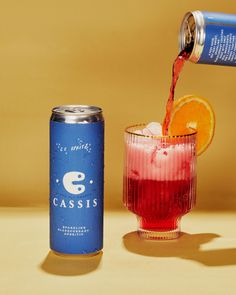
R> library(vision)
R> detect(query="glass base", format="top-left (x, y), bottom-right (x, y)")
top-left (137, 216), bottom-right (181, 240)
top-left (138, 227), bottom-right (180, 240)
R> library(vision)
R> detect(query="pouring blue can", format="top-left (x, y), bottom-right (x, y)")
top-left (179, 11), bottom-right (236, 66)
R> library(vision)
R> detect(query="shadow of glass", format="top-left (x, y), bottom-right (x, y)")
top-left (123, 231), bottom-right (236, 267)
top-left (40, 250), bottom-right (102, 276)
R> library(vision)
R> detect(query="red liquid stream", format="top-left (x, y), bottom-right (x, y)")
top-left (162, 49), bottom-right (190, 135)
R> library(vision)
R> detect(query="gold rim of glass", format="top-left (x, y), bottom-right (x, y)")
top-left (125, 123), bottom-right (197, 139)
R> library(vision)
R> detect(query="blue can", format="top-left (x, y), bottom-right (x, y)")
top-left (179, 11), bottom-right (236, 66)
top-left (50, 105), bottom-right (104, 255)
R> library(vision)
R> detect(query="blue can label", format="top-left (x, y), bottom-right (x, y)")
top-left (50, 120), bottom-right (104, 254)
top-left (199, 12), bottom-right (236, 66)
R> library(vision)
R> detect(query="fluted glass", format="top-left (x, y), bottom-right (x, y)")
top-left (123, 124), bottom-right (197, 240)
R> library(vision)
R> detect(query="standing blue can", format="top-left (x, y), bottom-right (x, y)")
top-left (50, 105), bottom-right (104, 255)
top-left (179, 11), bottom-right (236, 66)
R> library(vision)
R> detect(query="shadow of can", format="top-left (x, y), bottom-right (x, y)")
top-left (40, 250), bottom-right (103, 276)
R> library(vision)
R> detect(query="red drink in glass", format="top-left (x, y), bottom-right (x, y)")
top-left (123, 125), bottom-right (197, 239)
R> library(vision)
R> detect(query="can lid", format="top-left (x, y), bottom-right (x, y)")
top-left (52, 105), bottom-right (102, 116)
top-left (179, 11), bottom-right (205, 63)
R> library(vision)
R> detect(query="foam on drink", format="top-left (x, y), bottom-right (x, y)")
top-left (127, 122), bottom-right (195, 181)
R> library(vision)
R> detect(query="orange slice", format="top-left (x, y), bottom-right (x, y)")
top-left (169, 95), bottom-right (215, 155)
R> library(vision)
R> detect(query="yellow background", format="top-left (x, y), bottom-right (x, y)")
top-left (1, 0), bottom-right (236, 210)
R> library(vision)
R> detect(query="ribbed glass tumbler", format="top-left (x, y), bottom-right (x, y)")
top-left (123, 124), bottom-right (197, 240)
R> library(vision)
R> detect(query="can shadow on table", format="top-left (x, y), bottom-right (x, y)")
top-left (123, 232), bottom-right (236, 267)
top-left (40, 250), bottom-right (102, 276)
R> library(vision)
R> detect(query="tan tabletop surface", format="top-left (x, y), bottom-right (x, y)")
top-left (1, 207), bottom-right (236, 295)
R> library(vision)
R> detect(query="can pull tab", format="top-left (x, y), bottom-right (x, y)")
top-left (186, 21), bottom-right (192, 45)
top-left (183, 17), bottom-right (195, 50)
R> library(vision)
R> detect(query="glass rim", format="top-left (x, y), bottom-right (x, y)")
top-left (125, 123), bottom-right (197, 139)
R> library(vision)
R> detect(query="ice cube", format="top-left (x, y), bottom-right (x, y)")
top-left (134, 122), bottom-right (162, 137)
top-left (146, 122), bottom-right (162, 136)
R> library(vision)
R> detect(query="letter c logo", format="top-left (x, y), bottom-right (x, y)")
top-left (63, 171), bottom-right (86, 195)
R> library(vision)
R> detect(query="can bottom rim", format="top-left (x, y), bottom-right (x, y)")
top-left (52, 249), bottom-right (102, 258)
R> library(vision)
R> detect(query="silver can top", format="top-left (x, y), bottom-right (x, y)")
top-left (51, 105), bottom-right (103, 123)
top-left (179, 11), bottom-right (205, 63)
